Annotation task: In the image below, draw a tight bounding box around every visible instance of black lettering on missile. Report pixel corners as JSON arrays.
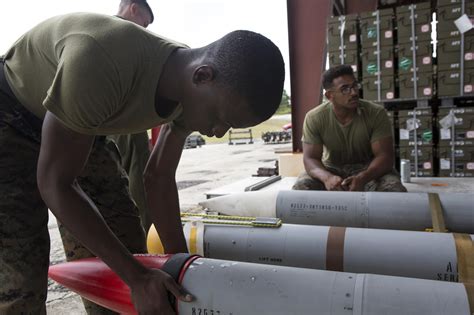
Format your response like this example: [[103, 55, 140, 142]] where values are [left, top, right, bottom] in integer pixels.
[[259, 257, 283, 263], [436, 261, 459, 282], [290, 203, 348, 211], [192, 308, 222, 315], [437, 273, 459, 282]]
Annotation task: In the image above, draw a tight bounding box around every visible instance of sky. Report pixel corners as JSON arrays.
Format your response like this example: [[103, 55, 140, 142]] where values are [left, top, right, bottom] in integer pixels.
[[0, 0, 291, 92]]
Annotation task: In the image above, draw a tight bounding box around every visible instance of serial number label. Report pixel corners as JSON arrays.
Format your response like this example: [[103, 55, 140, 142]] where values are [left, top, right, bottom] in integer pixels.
[[258, 256, 283, 263], [192, 308, 221, 315], [290, 203, 348, 211]]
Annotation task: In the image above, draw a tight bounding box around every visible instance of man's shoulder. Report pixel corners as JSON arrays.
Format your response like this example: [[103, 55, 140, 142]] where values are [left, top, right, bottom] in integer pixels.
[[359, 99, 385, 112], [358, 99, 387, 117], [306, 101, 331, 119]]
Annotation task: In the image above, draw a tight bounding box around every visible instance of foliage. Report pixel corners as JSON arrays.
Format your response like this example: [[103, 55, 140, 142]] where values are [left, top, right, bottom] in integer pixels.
[[275, 89, 291, 115]]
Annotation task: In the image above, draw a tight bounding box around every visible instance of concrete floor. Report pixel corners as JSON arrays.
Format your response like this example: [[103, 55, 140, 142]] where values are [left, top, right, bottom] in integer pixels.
[[46, 140, 474, 314]]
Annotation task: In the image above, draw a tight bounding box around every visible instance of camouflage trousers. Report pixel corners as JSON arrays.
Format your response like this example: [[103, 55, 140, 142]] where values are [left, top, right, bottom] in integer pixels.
[[292, 163, 407, 192], [0, 69, 146, 314], [106, 133, 152, 233]]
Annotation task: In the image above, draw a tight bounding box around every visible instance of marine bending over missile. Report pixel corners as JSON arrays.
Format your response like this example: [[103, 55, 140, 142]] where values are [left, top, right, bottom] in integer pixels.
[[292, 64, 407, 192], [0, 11, 285, 314], [55, 1, 158, 313]]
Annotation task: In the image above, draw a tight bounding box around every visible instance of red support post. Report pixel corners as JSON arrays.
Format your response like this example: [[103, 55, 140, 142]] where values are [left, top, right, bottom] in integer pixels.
[[150, 126, 161, 148], [287, 0, 332, 152]]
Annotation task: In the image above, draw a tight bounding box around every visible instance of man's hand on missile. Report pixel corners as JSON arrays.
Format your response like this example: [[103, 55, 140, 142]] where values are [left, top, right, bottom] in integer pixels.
[[324, 175, 344, 191], [129, 268, 193, 314], [341, 175, 365, 191]]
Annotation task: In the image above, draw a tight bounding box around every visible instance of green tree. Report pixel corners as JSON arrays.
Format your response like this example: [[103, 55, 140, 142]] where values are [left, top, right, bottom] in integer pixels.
[[276, 89, 291, 115], [280, 89, 290, 106]]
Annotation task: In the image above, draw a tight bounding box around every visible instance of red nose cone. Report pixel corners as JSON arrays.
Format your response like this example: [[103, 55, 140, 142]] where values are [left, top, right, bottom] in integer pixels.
[[48, 254, 173, 314]]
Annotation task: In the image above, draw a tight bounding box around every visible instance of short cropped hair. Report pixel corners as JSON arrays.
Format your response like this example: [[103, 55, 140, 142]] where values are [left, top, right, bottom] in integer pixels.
[[204, 30, 285, 122], [119, 0, 154, 23], [322, 65, 354, 90]]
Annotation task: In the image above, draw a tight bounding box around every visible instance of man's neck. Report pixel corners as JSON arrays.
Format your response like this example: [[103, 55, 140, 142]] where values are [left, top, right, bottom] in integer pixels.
[[331, 102, 357, 126], [156, 48, 187, 102]]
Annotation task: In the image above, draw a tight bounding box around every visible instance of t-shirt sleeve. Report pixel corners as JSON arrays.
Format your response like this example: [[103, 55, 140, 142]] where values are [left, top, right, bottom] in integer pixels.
[[371, 108, 393, 142], [302, 111, 323, 144], [43, 36, 121, 135]]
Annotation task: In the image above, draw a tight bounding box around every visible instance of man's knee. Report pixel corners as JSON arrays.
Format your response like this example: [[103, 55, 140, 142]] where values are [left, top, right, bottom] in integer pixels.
[[292, 172, 326, 191], [375, 173, 407, 192]]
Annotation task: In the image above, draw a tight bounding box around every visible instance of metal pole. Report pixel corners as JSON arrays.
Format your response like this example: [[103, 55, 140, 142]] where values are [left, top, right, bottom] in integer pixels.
[[376, 10, 381, 101], [413, 109, 419, 177], [410, 5, 418, 99], [460, 0, 465, 96], [451, 109, 456, 176], [340, 16, 346, 64]]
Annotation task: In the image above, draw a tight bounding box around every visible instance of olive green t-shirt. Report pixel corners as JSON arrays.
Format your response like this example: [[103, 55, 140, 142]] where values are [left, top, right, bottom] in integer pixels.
[[3, 13, 186, 135], [302, 99, 392, 168]]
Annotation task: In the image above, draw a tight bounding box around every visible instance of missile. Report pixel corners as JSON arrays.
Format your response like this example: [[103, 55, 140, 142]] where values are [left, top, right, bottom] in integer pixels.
[[199, 190, 474, 233], [147, 222, 474, 282], [49, 254, 473, 314]]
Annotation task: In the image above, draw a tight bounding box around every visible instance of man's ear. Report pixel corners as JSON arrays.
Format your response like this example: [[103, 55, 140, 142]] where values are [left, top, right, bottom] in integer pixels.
[[192, 65, 215, 84], [324, 90, 332, 100], [130, 3, 139, 15]]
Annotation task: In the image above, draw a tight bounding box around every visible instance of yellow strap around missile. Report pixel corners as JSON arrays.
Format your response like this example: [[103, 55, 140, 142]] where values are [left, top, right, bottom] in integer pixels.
[[463, 282, 474, 315], [454, 233, 474, 283], [189, 224, 198, 254], [427, 192, 447, 233]]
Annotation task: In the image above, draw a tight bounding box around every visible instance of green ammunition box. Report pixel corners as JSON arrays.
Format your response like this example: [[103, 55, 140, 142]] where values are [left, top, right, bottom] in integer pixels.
[[360, 9, 394, 48], [398, 72, 434, 99], [361, 46, 395, 77], [437, 35, 474, 71], [398, 108, 434, 146], [399, 145, 435, 176], [361, 75, 396, 101], [438, 145, 474, 177], [327, 14, 359, 51], [396, 2, 432, 43], [438, 128, 474, 146], [328, 49, 359, 75], [437, 3, 474, 39], [438, 0, 469, 5], [438, 107, 474, 128], [437, 69, 474, 97], [398, 40, 433, 74]]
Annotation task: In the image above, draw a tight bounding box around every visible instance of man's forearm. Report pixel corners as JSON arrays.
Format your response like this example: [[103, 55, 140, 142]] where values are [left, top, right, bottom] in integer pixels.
[[44, 183, 148, 286], [356, 154, 393, 183], [305, 157, 334, 182], [145, 176, 188, 254]]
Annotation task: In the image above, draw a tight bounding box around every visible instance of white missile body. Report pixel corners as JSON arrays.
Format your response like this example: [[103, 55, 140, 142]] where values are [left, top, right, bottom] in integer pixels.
[[199, 190, 474, 233], [179, 258, 472, 315], [148, 223, 473, 282], [49, 254, 474, 315]]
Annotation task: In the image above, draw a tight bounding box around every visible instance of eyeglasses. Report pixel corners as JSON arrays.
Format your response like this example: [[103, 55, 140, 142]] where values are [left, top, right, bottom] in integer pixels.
[[330, 82, 361, 95]]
